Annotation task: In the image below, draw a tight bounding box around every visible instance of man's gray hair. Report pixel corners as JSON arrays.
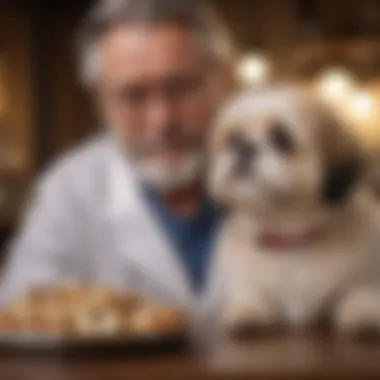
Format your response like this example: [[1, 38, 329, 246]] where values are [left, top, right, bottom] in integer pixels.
[[78, 0, 233, 86]]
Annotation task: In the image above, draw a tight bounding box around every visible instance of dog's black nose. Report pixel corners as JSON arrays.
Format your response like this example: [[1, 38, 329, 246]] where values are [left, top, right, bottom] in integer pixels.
[[231, 136, 256, 177]]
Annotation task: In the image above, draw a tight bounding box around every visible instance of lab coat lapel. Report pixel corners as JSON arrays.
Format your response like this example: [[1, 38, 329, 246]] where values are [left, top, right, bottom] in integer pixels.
[[104, 140, 194, 307]]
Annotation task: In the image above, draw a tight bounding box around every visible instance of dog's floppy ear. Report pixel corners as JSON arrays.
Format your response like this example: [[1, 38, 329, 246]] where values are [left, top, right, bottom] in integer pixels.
[[318, 107, 363, 206], [207, 94, 247, 207], [207, 103, 235, 206]]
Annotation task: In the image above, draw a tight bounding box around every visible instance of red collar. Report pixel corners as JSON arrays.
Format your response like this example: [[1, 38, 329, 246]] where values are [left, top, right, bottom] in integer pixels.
[[259, 226, 325, 250]]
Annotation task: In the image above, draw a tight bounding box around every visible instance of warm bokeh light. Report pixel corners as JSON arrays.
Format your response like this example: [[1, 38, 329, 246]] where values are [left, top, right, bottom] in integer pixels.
[[236, 53, 270, 86], [316, 68, 355, 102], [311, 75, 380, 151], [341, 88, 380, 151], [351, 91, 376, 119]]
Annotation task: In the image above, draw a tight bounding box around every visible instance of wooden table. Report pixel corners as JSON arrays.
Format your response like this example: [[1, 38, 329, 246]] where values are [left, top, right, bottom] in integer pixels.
[[2, 334, 380, 379]]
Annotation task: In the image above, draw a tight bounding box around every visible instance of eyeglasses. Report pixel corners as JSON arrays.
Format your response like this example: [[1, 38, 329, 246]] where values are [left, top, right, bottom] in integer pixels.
[[112, 72, 206, 111]]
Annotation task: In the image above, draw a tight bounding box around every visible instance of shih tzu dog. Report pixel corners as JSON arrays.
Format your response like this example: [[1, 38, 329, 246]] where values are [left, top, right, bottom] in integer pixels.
[[210, 86, 380, 336]]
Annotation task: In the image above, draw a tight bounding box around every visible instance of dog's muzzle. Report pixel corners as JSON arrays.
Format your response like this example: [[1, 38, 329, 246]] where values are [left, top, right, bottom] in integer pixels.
[[233, 140, 256, 177]]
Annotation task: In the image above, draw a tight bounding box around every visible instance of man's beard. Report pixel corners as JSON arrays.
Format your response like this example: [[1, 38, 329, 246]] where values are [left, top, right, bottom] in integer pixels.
[[127, 127, 206, 193], [135, 151, 205, 193]]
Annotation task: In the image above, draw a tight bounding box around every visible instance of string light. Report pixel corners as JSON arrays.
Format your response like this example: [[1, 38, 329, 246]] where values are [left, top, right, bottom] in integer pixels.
[[316, 68, 355, 102], [351, 91, 376, 119], [237, 53, 270, 87]]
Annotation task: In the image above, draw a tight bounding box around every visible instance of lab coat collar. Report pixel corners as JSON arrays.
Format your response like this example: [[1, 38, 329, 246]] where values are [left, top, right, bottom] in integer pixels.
[[103, 137, 195, 308]]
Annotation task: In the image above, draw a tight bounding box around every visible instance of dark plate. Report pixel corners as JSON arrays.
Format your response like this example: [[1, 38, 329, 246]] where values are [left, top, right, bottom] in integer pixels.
[[0, 331, 191, 357]]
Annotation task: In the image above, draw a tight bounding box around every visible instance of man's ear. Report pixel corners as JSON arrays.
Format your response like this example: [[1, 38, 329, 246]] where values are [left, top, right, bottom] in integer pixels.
[[319, 108, 364, 206]]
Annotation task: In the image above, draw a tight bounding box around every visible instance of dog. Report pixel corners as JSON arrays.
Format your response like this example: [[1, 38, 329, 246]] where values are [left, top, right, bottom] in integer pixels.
[[210, 86, 380, 336]]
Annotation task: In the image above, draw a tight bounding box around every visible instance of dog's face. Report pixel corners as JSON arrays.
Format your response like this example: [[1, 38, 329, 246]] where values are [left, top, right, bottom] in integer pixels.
[[209, 87, 363, 220]]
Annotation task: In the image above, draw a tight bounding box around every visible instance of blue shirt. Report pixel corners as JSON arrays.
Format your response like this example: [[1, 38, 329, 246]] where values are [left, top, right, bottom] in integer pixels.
[[144, 189, 222, 292]]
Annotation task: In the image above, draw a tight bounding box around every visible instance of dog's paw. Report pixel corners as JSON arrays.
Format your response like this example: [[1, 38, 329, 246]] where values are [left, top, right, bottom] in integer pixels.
[[336, 288, 380, 342], [220, 302, 278, 339]]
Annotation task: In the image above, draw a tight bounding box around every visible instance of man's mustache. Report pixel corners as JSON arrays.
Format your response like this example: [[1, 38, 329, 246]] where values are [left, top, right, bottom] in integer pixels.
[[135, 128, 205, 155]]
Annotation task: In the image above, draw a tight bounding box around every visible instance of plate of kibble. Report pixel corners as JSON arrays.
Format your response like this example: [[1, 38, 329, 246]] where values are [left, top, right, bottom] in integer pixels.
[[0, 282, 190, 355]]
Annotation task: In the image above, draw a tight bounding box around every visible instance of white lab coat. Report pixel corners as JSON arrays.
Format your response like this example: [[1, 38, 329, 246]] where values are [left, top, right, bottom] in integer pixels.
[[0, 135, 225, 320]]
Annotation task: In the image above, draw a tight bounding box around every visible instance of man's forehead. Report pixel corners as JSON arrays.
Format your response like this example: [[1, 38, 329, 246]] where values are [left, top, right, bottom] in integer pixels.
[[100, 23, 202, 81]]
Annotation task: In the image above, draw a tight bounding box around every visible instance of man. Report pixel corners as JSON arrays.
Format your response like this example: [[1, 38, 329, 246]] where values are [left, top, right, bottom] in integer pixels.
[[0, 0, 232, 317]]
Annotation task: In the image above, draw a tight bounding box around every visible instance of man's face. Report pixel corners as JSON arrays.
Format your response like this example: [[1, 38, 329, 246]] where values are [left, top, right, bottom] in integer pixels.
[[98, 24, 221, 191]]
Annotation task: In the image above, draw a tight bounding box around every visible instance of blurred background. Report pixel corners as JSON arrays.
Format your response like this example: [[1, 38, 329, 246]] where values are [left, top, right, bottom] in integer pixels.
[[1, 0, 380, 246]]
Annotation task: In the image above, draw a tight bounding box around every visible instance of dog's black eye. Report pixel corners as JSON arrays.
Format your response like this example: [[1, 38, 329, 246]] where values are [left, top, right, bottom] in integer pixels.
[[270, 123, 295, 154]]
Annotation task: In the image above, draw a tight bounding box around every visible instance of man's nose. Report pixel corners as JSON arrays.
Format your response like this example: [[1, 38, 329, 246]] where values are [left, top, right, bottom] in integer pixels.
[[147, 97, 177, 133]]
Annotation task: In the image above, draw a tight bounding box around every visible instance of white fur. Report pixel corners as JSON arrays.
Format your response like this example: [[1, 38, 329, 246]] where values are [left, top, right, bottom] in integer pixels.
[[212, 87, 380, 333]]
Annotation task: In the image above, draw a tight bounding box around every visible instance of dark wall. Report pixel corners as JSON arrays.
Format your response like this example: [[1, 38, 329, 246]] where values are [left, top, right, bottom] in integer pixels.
[[29, 0, 95, 168], [3, 0, 380, 172]]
